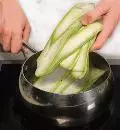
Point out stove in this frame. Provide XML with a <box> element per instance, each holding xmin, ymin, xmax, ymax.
<box><xmin>0</xmin><ymin>64</ymin><xmax>120</xmax><ymax>130</ymax></box>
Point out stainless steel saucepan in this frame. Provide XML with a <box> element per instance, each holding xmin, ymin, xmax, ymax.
<box><xmin>18</xmin><ymin>43</ymin><xmax>113</xmax><ymax>126</ymax></box>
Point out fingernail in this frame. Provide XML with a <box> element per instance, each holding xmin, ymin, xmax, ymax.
<box><xmin>81</xmin><ymin>15</ymin><xmax>92</xmax><ymax>25</ymax></box>
<box><xmin>81</xmin><ymin>17</ymin><xmax>88</xmax><ymax>25</ymax></box>
<box><xmin>11</xmin><ymin>50</ymin><xmax>19</xmax><ymax>54</ymax></box>
<box><xmin>81</xmin><ymin>19</ymin><xmax>88</xmax><ymax>25</ymax></box>
<box><xmin>3</xmin><ymin>46</ymin><xmax>10</xmax><ymax>52</ymax></box>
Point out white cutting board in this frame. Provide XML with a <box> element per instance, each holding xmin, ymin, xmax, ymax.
<box><xmin>18</xmin><ymin>0</ymin><xmax>120</xmax><ymax>60</ymax></box>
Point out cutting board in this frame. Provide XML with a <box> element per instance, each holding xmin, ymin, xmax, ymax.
<box><xmin>18</xmin><ymin>0</ymin><xmax>120</xmax><ymax>60</ymax></box>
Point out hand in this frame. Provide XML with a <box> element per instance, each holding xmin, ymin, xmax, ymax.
<box><xmin>81</xmin><ymin>0</ymin><xmax>120</xmax><ymax>51</ymax></box>
<box><xmin>0</xmin><ymin>0</ymin><xmax>31</xmax><ymax>53</ymax></box>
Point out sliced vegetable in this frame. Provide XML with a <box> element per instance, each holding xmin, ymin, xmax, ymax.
<box><xmin>34</xmin><ymin>67</ymin><xmax>105</xmax><ymax>95</ymax></box>
<box><xmin>62</xmin><ymin>77</ymin><xmax>85</xmax><ymax>95</ymax></box>
<box><xmin>72</xmin><ymin>38</ymin><xmax>95</xmax><ymax>72</ymax></box>
<box><xmin>39</xmin><ymin>22</ymin><xmax>102</xmax><ymax>77</ymax></box>
<box><xmin>62</xmin><ymin>68</ymin><xmax>105</xmax><ymax>95</ymax></box>
<box><xmin>36</xmin><ymin>39</ymin><xmax>51</xmax><ymax>68</ymax></box>
<box><xmin>60</xmin><ymin>49</ymin><xmax>80</xmax><ymax>70</ymax></box>
<box><xmin>35</xmin><ymin>20</ymin><xmax>82</xmax><ymax>77</ymax></box>
<box><xmin>81</xmin><ymin>68</ymin><xmax>106</xmax><ymax>92</ymax></box>
<box><xmin>50</xmin><ymin>39</ymin><xmax>95</xmax><ymax>94</ymax></box>
<box><xmin>72</xmin><ymin>37</ymin><xmax>96</xmax><ymax>79</ymax></box>
<box><xmin>35</xmin><ymin>3</ymin><xmax>95</xmax><ymax>77</ymax></box>
<box><xmin>33</xmin><ymin>3</ymin><xmax>105</xmax><ymax>96</ymax></box>
<box><xmin>49</xmin><ymin>71</ymin><xmax>73</xmax><ymax>93</ymax></box>
<box><xmin>72</xmin><ymin>57</ymin><xmax>89</xmax><ymax>79</ymax></box>
<box><xmin>33</xmin><ymin>67</ymin><xmax>67</xmax><ymax>92</ymax></box>
<box><xmin>58</xmin><ymin>22</ymin><xmax>102</xmax><ymax>60</ymax></box>
<box><xmin>52</xmin><ymin>3</ymin><xmax>94</xmax><ymax>41</ymax></box>
<box><xmin>60</xmin><ymin>27</ymin><xmax>85</xmax><ymax>70</ymax></box>
<box><xmin>54</xmin><ymin>74</ymin><xmax>74</xmax><ymax>94</ymax></box>
<box><xmin>36</xmin><ymin>3</ymin><xmax>94</xmax><ymax>67</ymax></box>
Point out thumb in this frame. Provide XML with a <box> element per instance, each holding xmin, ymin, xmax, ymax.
<box><xmin>81</xmin><ymin>1</ymin><xmax>110</xmax><ymax>25</ymax></box>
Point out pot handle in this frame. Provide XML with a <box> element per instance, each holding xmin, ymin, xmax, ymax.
<box><xmin>22</xmin><ymin>41</ymin><xmax>38</xmax><ymax>54</ymax></box>
<box><xmin>22</xmin><ymin>41</ymin><xmax>38</xmax><ymax>60</ymax></box>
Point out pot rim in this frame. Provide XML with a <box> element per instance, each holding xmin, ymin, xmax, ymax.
<box><xmin>19</xmin><ymin>52</ymin><xmax>112</xmax><ymax>107</ymax></box>
<box><xmin>21</xmin><ymin>52</ymin><xmax>112</xmax><ymax>94</ymax></box>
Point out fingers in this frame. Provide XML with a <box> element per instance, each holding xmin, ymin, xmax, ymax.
<box><xmin>81</xmin><ymin>1</ymin><xmax>110</xmax><ymax>25</ymax></box>
<box><xmin>81</xmin><ymin>1</ymin><xmax>120</xmax><ymax>51</ymax></box>
<box><xmin>2</xmin><ymin>22</ymin><xmax>31</xmax><ymax>53</ymax></box>
<box><xmin>23</xmin><ymin>23</ymin><xmax>31</xmax><ymax>42</ymax></box>
<box><xmin>2</xmin><ymin>28</ymin><xmax>11</xmax><ymax>51</ymax></box>
<box><xmin>22</xmin><ymin>23</ymin><xmax>31</xmax><ymax>53</ymax></box>
<box><xmin>91</xmin><ymin>8</ymin><xmax>119</xmax><ymax>51</ymax></box>
<box><xmin>11</xmin><ymin>30</ymin><xmax>22</xmax><ymax>53</ymax></box>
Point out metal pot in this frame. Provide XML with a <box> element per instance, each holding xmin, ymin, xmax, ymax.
<box><xmin>18</xmin><ymin>51</ymin><xmax>113</xmax><ymax>127</ymax></box>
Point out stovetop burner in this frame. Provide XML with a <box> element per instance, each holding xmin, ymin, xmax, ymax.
<box><xmin>0</xmin><ymin>64</ymin><xmax>120</xmax><ymax>130</ymax></box>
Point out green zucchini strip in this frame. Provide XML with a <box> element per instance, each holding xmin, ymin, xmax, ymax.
<box><xmin>62</xmin><ymin>68</ymin><xmax>105</xmax><ymax>95</ymax></box>
<box><xmin>35</xmin><ymin>3</ymin><xmax>95</xmax><ymax>77</ymax></box>
<box><xmin>60</xmin><ymin>49</ymin><xmax>80</xmax><ymax>70</ymax></box>
<box><xmin>35</xmin><ymin>21</ymin><xmax>82</xmax><ymax>77</ymax></box>
<box><xmin>52</xmin><ymin>3</ymin><xmax>94</xmax><ymax>41</ymax></box>
<box><xmin>41</xmin><ymin>22</ymin><xmax>102</xmax><ymax>77</ymax></box>
<box><xmin>81</xmin><ymin>68</ymin><xmax>106</xmax><ymax>92</ymax></box>
<box><xmin>58</xmin><ymin>22</ymin><xmax>102</xmax><ymax>60</ymax></box>
<box><xmin>33</xmin><ymin>67</ymin><xmax>67</xmax><ymax>92</ymax></box>
<box><xmin>50</xmin><ymin>71</ymin><xmax>72</xmax><ymax>93</ymax></box>
<box><xmin>72</xmin><ymin>37</ymin><xmax>96</xmax><ymax>79</ymax></box>
<box><xmin>60</xmin><ymin>27</ymin><xmax>85</xmax><ymax>70</ymax></box>
<box><xmin>36</xmin><ymin>3</ymin><xmax>94</xmax><ymax>67</ymax></box>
